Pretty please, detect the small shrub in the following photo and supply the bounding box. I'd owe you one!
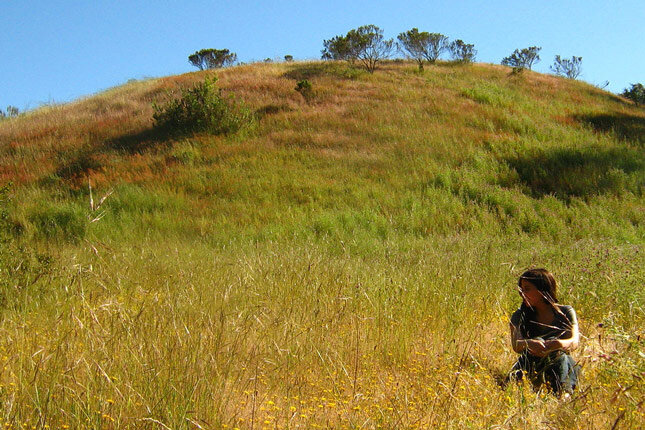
[152,77,252,136]
[295,79,314,102]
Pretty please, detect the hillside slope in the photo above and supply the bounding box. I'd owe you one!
[0,61,643,429]
[1,61,643,244]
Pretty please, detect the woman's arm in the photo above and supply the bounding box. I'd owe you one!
[511,307,580,357]
[510,323,549,355]
[510,322,526,353]
[545,320,579,353]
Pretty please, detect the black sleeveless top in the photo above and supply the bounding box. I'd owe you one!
[510,304,577,340]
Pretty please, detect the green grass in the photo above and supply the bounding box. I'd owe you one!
[0,60,643,429]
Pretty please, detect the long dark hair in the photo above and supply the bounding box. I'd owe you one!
[519,268,558,302]
[518,268,560,316]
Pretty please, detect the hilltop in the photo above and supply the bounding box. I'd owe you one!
[0,61,643,429]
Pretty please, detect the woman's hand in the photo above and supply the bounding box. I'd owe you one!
[511,324,552,355]
[525,339,551,357]
[526,339,570,357]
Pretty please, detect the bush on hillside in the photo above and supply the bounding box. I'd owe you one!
[295,79,314,103]
[622,83,645,106]
[152,77,252,136]
[501,46,541,74]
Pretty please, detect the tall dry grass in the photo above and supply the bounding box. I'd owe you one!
[0,60,642,429]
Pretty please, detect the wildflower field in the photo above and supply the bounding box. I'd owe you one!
[0,61,643,429]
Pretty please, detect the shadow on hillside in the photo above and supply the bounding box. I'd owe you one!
[55,150,104,181]
[506,146,644,200]
[282,62,364,80]
[574,112,645,146]
[599,92,631,105]
[104,127,171,154]
[433,60,471,68]
[50,128,170,184]
[255,103,293,119]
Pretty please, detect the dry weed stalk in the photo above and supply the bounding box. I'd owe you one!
[88,178,113,223]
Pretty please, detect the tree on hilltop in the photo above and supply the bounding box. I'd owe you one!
[449,39,477,63]
[322,34,357,63]
[188,49,237,70]
[322,25,394,73]
[397,28,449,71]
[622,83,645,105]
[501,46,541,73]
[551,55,582,79]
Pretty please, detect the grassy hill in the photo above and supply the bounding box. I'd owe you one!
[0,61,643,429]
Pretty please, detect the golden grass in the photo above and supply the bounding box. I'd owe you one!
[0,60,643,429]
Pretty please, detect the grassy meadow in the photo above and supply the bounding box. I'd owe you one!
[0,60,643,429]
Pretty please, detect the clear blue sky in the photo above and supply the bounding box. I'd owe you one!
[1,1,643,111]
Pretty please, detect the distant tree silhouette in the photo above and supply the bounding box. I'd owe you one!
[397,28,449,71]
[0,106,19,119]
[551,55,582,79]
[284,55,294,62]
[449,39,477,63]
[322,25,394,73]
[596,81,610,90]
[501,46,541,73]
[188,49,237,70]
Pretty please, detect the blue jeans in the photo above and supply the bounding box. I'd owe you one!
[509,351,580,395]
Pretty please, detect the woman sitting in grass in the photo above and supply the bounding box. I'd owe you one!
[509,268,580,396]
